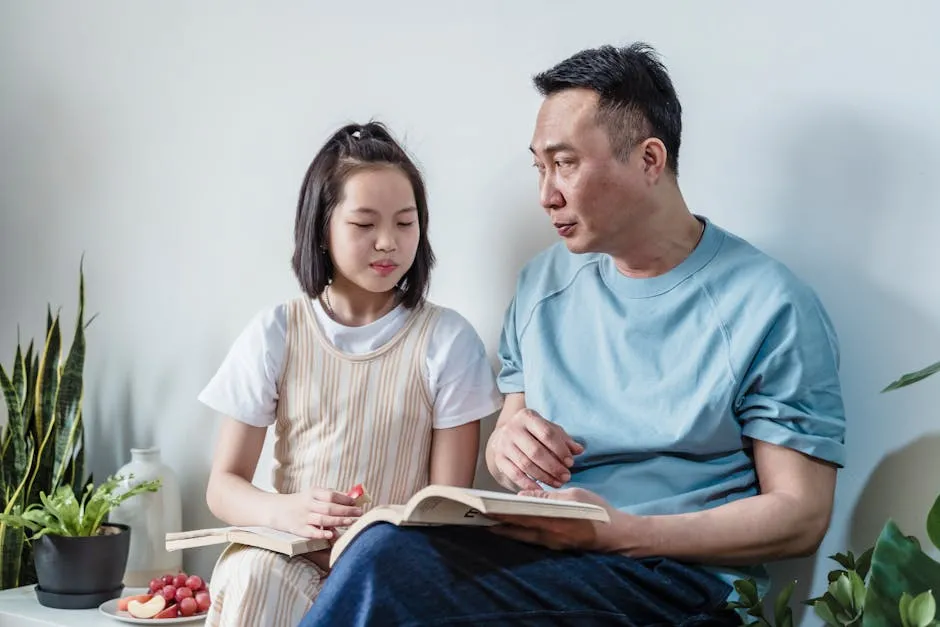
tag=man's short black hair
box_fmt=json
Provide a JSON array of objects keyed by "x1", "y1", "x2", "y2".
[
  {"x1": 291, "y1": 121, "x2": 435, "y2": 308},
  {"x1": 533, "y1": 42, "x2": 682, "y2": 174}
]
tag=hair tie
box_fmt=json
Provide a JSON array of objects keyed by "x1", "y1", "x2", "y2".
[{"x1": 351, "y1": 130, "x2": 362, "y2": 139}]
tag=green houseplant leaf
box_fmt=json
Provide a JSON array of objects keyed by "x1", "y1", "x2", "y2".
[
  {"x1": 926, "y1": 494, "x2": 940, "y2": 554},
  {"x1": 774, "y1": 580, "x2": 796, "y2": 627},
  {"x1": 882, "y1": 360, "x2": 940, "y2": 392},
  {"x1": 0, "y1": 474, "x2": 160, "y2": 539},
  {"x1": 52, "y1": 264, "x2": 86, "y2": 492},
  {"x1": 898, "y1": 590, "x2": 937, "y2": 627},
  {"x1": 863, "y1": 520, "x2": 940, "y2": 626}
]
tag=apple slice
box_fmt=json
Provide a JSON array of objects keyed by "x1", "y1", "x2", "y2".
[
  {"x1": 154, "y1": 604, "x2": 179, "y2": 619},
  {"x1": 118, "y1": 594, "x2": 152, "y2": 612},
  {"x1": 128, "y1": 594, "x2": 166, "y2": 619},
  {"x1": 346, "y1": 483, "x2": 371, "y2": 508}
]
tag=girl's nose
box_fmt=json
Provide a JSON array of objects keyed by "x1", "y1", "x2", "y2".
[{"x1": 375, "y1": 230, "x2": 396, "y2": 252}]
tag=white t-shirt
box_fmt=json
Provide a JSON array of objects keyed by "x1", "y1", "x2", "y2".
[{"x1": 198, "y1": 298, "x2": 503, "y2": 430}]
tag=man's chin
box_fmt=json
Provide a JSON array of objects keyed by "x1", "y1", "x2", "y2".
[{"x1": 560, "y1": 237, "x2": 594, "y2": 255}]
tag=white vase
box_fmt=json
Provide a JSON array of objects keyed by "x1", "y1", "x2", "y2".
[{"x1": 109, "y1": 447, "x2": 183, "y2": 586}]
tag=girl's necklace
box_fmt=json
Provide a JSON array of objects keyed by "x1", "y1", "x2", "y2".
[
  {"x1": 323, "y1": 285, "x2": 336, "y2": 319},
  {"x1": 322, "y1": 285, "x2": 399, "y2": 322}
]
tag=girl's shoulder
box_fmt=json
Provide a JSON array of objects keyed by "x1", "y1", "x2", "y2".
[
  {"x1": 419, "y1": 300, "x2": 502, "y2": 428},
  {"x1": 420, "y1": 301, "x2": 490, "y2": 363},
  {"x1": 422, "y1": 301, "x2": 476, "y2": 336}
]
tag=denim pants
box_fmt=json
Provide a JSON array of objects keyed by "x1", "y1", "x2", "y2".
[{"x1": 297, "y1": 523, "x2": 738, "y2": 627}]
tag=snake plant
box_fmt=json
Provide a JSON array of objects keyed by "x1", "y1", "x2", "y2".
[{"x1": 0, "y1": 260, "x2": 94, "y2": 590}]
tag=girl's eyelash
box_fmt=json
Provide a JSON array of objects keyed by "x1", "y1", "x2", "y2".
[
  {"x1": 351, "y1": 223, "x2": 372, "y2": 228},
  {"x1": 399, "y1": 222, "x2": 415, "y2": 227}
]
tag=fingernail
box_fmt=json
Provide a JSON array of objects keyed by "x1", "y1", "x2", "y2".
[
  {"x1": 564, "y1": 457, "x2": 573, "y2": 466},
  {"x1": 354, "y1": 508, "x2": 362, "y2": 516},
  {"x1": 561, "y1": 472, "x2": 570, "y2": 482},
  {"x1": 343, "y1": 518, "x2": 354, "y2": 526}
]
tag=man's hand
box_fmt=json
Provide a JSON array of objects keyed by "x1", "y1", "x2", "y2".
[
  {"x1": 488, "y1": 403, "x2": 584, "y2": 491},
  {"x1": 489, "y1": 488, "x2": 624, "y2": 552}
]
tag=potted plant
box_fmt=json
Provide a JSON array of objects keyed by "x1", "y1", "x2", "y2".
[
  {"x1": 0, "y1": 473, "x2": 160, "y2": 608},
  {"x1": 729, "y1": 359, "x2": 940, "y2": 627},
  {"x1": 1, "y1": 260, "x2": 91, "y2": 592}
]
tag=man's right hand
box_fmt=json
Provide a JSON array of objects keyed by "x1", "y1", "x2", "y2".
[{"x1": 489, "y1": 406, "x2": 584, "y2": 491}]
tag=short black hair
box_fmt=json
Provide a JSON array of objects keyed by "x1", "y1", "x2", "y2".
[
  {"x1": 533, "y1": 42, "x2": 682, "y2": 174},
  {"x1": 291, "y1": 121, "x2": 435, "y2": 308}
]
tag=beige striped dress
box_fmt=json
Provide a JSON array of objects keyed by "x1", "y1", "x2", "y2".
[{"x1": 204, "y1": 296, "x2": 441, "y2": 627}]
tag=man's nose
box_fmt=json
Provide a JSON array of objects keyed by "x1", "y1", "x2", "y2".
[{"x1": 539, "y1": 176, "x2": 565, "y2": 211}]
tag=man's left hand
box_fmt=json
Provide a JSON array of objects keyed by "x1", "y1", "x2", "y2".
[{"x1": 488, "y1": 487, "x2": 626, "y2": 553}]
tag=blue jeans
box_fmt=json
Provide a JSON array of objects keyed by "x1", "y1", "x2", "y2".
[{"x1": 298, "y1": 524, "x2": 738, "y2": 626}]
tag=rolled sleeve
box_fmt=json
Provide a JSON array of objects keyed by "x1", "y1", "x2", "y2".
[
  {"x1": 735, "y1": 298, "x2": 846, "y2": 467},
  {"x1": 496, "y1": 296, "x2": 525, "y2": 394}
]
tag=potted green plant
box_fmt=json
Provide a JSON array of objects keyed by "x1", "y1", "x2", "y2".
[
  {"x1": 729, "y1": 359, "x2": 940, "y2": 627},
  {"x1": 1, "y1": 260, "x2": 91, "y2": 592},
  {"x1": 0, "y1": 260, "x2": 164, "y2": 609},
  {"x1": 0, "y1": 473, "x2": 160, "y2": 608}
]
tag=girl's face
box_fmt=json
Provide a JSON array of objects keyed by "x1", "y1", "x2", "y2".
[{"x1": 327, "y1": 166, "x2": 420, "y2": 296}]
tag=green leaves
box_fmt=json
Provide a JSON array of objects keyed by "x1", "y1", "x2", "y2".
[
  {"x1": 926, "y1": 494, "x2": 940, "y2": 554},
  {"x1": 898, "y1": 591, "x2": 937, "y2": 627},
  {"x1": 727, "y1": 578, "x2": 795, "y2": 627},
  {"x1": 882, "y1": 360, "x2": 940, "y2": 392},
  {"x1": 0, "y1": 260, "x2": 92, "y2": 590},
  {"x1": 0, "y1": 474, "x2": 161, "y2": 538},
  {"x1": 774, "y1": 580, "x2": 796, "y2": 627},
  {"x1": 864, "y1": 519, "x2": 940, "y2": 626}
]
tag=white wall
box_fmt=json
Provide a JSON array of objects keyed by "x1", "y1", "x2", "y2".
[{"x1": 2, "y1": 2, "x2": 940, "y2": 623}]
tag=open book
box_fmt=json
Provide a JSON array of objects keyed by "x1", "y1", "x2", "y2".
[{"x1": 166, "y1": 485, "x2": 610, "y2": 567}]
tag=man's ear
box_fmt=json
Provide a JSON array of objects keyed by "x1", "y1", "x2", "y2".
[{"x1": 639, "y1": 138, "x2": 668, "y2": 180}]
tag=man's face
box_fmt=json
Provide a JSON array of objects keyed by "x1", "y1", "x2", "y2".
[{"x1": 529, "y1": 88, "x2": 648, "y2": 255}]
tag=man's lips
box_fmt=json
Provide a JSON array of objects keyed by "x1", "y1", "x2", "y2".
[{"x1": 553, "y1": 222, "x2": 576, "y2": 237}]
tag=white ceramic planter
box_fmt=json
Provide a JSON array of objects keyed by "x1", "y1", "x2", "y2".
[{"x1": 109, "y1": 447, "x2": 182, "y2": 586}]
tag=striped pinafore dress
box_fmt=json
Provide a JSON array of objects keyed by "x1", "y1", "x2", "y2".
[{"x1": 204, "y1": 296, "x2": 440, "y2": 627}]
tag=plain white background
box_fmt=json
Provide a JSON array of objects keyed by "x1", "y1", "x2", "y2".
[{"x1": 2, "y1": 2, "x2": 939, "y2": 623}]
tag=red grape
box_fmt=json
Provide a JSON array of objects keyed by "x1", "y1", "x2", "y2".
[
  {"x1": 175, "y1": 586, "x2": 193, "y2": 603},
  {"x1": 161, "y1": 575, "x2": 174, "y2": 586},
  {"x1": 195, "y1": 591, "x2": 211, "y2": 613},
  {"x1": 185, "y1": 575, "x2": 204, "y2": 591},
  {"x1": 161, "y1": 585, "x2": 177, "y2": 603},
  {"x1": 149, "y1": 578, "x2": 162, "y2": 593},
  {"x1": 179, "y1": 597, "x2": 198, "y2": 617},
  {"x1": 173, "y1": 573, "x2": 188, "y2": 588}
]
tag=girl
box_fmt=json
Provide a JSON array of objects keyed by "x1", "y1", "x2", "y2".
[{"x1": 198, "y1": 122, "x2": 502, "y2": 626}]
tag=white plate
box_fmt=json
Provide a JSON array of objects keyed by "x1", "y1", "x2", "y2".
[{"x1": 98, "y1": 588, "x2": 207, "y2": 624}]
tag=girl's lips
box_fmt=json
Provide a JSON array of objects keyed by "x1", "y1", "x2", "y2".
[{"x1": 370, "y1": 263, "x2": 398, "y2": 276}]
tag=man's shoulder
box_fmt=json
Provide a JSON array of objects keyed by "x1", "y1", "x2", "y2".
[{"x1": 707, "y1": 224, "x2": 827, "y2": 317}]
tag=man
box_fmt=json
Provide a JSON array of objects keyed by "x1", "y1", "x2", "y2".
[{"x1": 299, "y1": 42, "x2": 845, "y2": 626}]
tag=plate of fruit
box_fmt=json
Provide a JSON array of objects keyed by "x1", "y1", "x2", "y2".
[{"x1": 98, "y1": 572, "x2": 211, "y2": 623}]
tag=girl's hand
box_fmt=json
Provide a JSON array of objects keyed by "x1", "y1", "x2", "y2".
[{"x1": 276, "y1": 487, "x2": 363, "y2": 540}]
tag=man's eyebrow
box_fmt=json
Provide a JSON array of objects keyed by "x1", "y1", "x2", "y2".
[{"x1": 529, "y1": 142, "x2": 575, "y2": 156}]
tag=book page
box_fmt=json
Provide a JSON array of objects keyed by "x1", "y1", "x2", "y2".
[
  {"x1": 236, "y1": 526, "x2": 312, "y2": 543},
  {"x1": 463, "y1": 489, "x2": 597, "y2": 508},
  {"x1": 413, "y1": 486, "x2": 609, "y2": 521},
  {"x1": 406, "y1": 496, "x2": 496, "y2": 526}
]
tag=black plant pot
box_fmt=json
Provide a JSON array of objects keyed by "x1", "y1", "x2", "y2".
[{"x1": 32, "y1": 523, "x2": 131, "y2": 609}]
